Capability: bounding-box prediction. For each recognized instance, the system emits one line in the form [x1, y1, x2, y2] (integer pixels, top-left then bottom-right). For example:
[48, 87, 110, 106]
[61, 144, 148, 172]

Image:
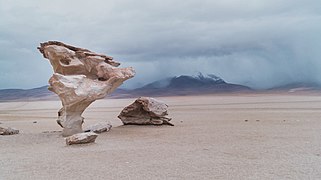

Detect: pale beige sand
[1, 94, 321, 179]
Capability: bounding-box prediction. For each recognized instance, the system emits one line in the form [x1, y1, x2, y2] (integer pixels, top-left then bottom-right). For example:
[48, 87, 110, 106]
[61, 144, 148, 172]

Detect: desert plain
[1, 94, 321, 179]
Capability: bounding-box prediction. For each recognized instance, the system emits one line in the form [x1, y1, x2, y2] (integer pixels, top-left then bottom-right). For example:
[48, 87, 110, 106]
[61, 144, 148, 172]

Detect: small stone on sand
[0, 126, 19, 135]
[84, 122, 112, 133]
[65, 132, 98, 145]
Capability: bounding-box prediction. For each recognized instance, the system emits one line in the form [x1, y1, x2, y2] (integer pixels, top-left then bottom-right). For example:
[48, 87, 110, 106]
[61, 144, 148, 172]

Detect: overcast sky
[0, 0, 321, 89]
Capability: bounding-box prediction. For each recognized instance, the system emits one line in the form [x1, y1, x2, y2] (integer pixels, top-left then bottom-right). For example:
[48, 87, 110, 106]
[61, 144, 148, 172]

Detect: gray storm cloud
[0, 0, 321, 89]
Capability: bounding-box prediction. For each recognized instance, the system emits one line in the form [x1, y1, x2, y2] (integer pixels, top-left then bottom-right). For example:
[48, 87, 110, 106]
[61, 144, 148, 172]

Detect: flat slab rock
[0, 126, 19, 135]
[118, 97, 173, 126]
[65, 132, 98, 145]
[84, 122, 112, 133]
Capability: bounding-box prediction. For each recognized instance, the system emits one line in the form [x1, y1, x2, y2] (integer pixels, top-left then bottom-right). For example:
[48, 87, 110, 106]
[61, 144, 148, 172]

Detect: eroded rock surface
[65, 132, 98, 145]
[118, 97, 173, 126]
[38, 41, 135, 136]
[84, 122, 112, 133]
[0, 126, 19, 135]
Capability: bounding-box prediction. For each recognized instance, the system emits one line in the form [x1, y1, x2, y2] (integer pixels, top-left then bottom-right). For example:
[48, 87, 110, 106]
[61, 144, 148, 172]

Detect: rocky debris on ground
[38, 41, 135, 137]
[42, 130, 62, 133]
[65, 132, 98, 145]
[118, 97, 173, 126]
[84, 122, 112, 133]
[0, 126, 19, 135]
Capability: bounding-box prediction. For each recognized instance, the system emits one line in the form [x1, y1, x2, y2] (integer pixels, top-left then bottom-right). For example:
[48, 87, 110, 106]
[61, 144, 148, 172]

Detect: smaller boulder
[0, 126, 19, 135]
[84, 122, 112, 133]
[118, 97, 173, 126]
[65, 132, 98, 145]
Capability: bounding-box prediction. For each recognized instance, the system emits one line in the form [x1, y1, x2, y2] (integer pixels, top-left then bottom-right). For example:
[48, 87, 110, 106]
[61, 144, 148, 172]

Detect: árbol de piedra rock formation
[38, 41, 135, 137]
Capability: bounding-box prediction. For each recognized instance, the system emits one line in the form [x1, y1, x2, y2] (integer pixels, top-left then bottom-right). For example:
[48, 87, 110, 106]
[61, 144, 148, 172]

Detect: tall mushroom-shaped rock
[38, 41, 135, 136]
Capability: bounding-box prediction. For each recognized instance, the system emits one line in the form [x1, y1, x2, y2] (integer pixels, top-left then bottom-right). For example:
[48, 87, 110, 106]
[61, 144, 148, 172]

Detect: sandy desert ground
[1, 94, 321, 179]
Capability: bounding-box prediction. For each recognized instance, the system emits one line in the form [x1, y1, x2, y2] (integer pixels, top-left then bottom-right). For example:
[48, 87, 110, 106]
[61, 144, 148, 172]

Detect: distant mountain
[0, 86, 57, 102]
[127, 73, 252, 97]
[0, 73, 252, 101]
[268, 82, 321, 93]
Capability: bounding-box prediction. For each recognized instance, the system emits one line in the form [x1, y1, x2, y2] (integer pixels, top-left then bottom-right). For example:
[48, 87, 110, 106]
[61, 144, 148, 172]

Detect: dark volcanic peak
[168, 73, 226, 89]
[132, 73, 252, 97]
[141, 77, 172, 89]
[141, 73, 226, 89]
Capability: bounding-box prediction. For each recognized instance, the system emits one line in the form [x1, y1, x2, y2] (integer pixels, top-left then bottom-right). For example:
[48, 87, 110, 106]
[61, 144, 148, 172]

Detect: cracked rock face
[38, 41, 135, 137]
[118, 97, 173, 126]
